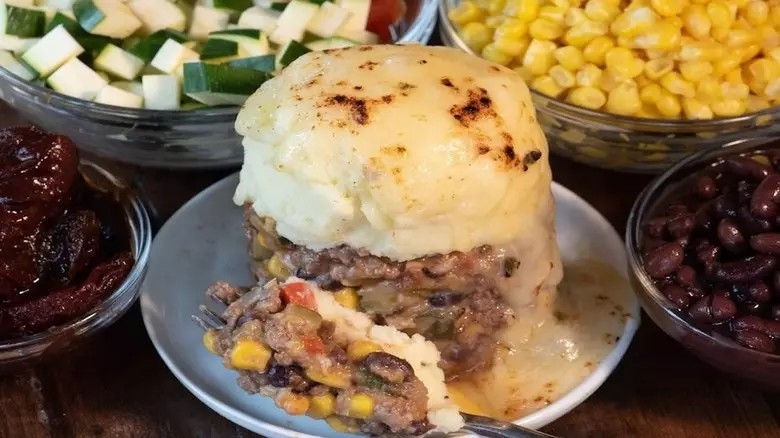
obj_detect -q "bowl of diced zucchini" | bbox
[0,0,437,169]
[438,0,780,174]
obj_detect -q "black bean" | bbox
[725,156,771,181]
[675,265,697,287]
[750,173,780,219]
[689,295,714,323]
[668,214,695,238]
[772,305,780,321]
[644,238,668,253]
[706,255,776,283]
[665,203,690,218]
[712,195,738,219]
[267,365,305,388]
[749,233,780,254]
[742,301,768,315]
[712,294,737,322]
[772,271,780,295]
[646,217,668,238]
[428,291,463,307]
[737,205,773,235]
[763,320,780,338]
[744,281,773,302]
[732,315,766,332]
[362,352,414,384]
[735,329,775,353]
[717,218,747,254]
[695,240,721,264]
[664,284,691,310]
[675,235,690,248]
[696,175,717,199]
[644,243,684,279]
[737,180,756,205]
[687,282,707,298]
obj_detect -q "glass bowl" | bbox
[0,160,152,369]
[437,0,780,174]
[0,0,437,170]
[626,139,780,389]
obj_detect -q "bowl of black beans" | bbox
[626,137,780,389]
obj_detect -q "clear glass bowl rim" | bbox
[0,159,152,353]
[625,138,780,361]
[437,0,780,131]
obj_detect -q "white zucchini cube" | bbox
[150,38,199,76]
[94,43,145,80]
[269,0,317,46]
[74,0,143,39]
[94,84,143,107]
[142,74,180,110]
[20,25,84,76]
[306,1,351,38]
[110,80,143,96]
[36,0,75,9]
[188,5,229,40]
[237,6,279,34]
[47,57,108,99]
[335,0,369,32]
[0,35,39,54]
[0,49,36,80]
[127,0,186,34]
[335,27,378,44]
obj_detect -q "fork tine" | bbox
[191,314,216,331]
[209,293,229,307]
[197,304,227,329]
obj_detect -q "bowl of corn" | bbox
[439,0,780,173]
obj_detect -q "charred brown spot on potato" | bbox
[449,88,497,127]
[418,60,427,64]
[477,145,490,155]
[336,80,347,86]
[354,85,363,90]
[391,167,403,184]
[522,150,543,171]
[381,145,407,156]
[398,82,416,90]
[441,78,454,87]
[359,60,379,70]
[489,65,500,72]
[382,95,393,103]
[358,46,373,51]
[503,145,516,162]
[306,78,319,86]
[325,94,370,125]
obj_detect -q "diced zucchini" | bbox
[275,39,308,69]
[200,38,239,61]
[236,6,278,33]
[72,0,142,39]
[226,54,274,72]
[0,34,38,53]
[94,43,144,80]
[126,0,186,34]
[110,79,143,95]
[21,25,84,76]
[37,0,75,9]
[306,1,350,38]
[47,57,107,99]
[305,36,356,51]
[188,5,229,40]
[268,0,317,46]
[150,38,198,78]
[0,2,46,37]
[335,26,377,44]
[0,49,36,79]
[269,1,286,11]
[128,28,188,63]
[95,69,109,81]
[44,11,79,33]
[182,61,270,105]
[180,101,206,109]
[94,84,143,107]
[335,0,368,32]
[252,0,272,7]
[201,0,251,11]
[210,28,269,56]
[210,28,260,38]
[4,0,33,5]
[142,74,179,109]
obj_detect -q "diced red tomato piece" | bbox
[367,0,407,43]
[281,282,317,311]
[302,335,326,354]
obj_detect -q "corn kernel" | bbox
[529,18,564,40]
[632,20,681,50]
[598,70,627,92]
[660,71,696,97]
[748,58,780,84]
[724,69,743,86]
[650,0,682,16]
[759,26,780,50]
[681,97,714,119]
[347,340,382,361]
[230,339,272,371]
[496,17,528,39]
[746,0,770,25]
[636,103,662,118]
[564,7,588,26]
[582,35,614,66]
[644,57,674,80]
[679,60,713,82]
[482,43,514,66]
[448,1,484,25]
[564,20,608,47]
[682,5,711,39]
[459,22,493,52]
[772,4,780,27]
[495,36,532,57]
[532,74,565,97]
[333,287,359,310]
[203,330,219,355]
[487,0,507,15]
[736,44,763,62]
[605,47,644,78]
[721,82,750,99]
[711,99,746,116]
[745,95,771,112]
[678,41,725,62]
[727,29,759,47]
[305,368,352,388]
[655,90,682,117]
[523,39,557,74]
[712,53,742,77]
[711,26,730,44]
[554,46,585,71]
[640,83,663,103]
[707,0,735,28]
[485,15,506,28]
[513,65,535,81]
[309,393,336,419]
[278,392,310,416]
[606,81,642,115]
[539,5,566,24]
[584,0,620,23]
[566,86,607,109]
[548,65,577,88]
[504,0,539,21]
[611,7,660,37]
[666,15,683,28]
[267,255,289,279]
[766,78,780,98]
[348,394,375,419]
[767,47,780,64]
[696,76,724,101]
[326,417,359,433]
[635,74,652,87]
[576,63,603,86]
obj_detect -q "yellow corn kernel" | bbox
[745,95,771,112]
[582,35,614,66]
[632,20,681,50]
[305,369,352,389]
[644,57,674,80]
[696,76,724,101]
[639,83,663,103]
[513,65,535,81]
[645,48,666,59]
[766,78,780,98]
[678,41,725,62]
[548,65,577,88]
[737,44,763,63]
[636,103,662,118]
[598,70,626,92]
[333,287,359,310]
[611,7,660,37]
[523,39,557,75]
[682,5,711,39]
[539,5,566,24]
[495,17,529,39]
[485,15,506,28]
[495,36,531,57]
[564,7,588,26]
[278,392,310,416]
[759,26,780,51]
[679,60,713,82]
[711,99,746,116]
[655,90,682,117]
[681,97,714,119]
[748,58,780,84]
[481,43,514,66]
[308,393,336,419]
[348,394,375,419]
[724,68,744,85]
[584,0,620,23]
[727,29,759,47]
[267,255,290,280]
[326,417,359,433]
[711,26,730,44]
[487,0,506,15]
[347,340,382,361]
[772,4,780,26]
[504,0,539,21]
[707,1,735,28]
[650,0,682,16]
[448,1,484,25]
[459,22,493,52]
[605,47,644,79]
[731,0,750,7]
[667,15,683,28]
[532,74,565,97]
[529,18,564,40]
[712,53,742,77]
[566,86,607,109]
[563,20,608,47]
[576,63,603,86]
[606,81,642,115]
[721,82,750,100]
[766,47,780,64]
[554,46,585,71]
[660,71,696,97]
[203,330,218,355]
[230,339,272,371]
[635,74,652,87]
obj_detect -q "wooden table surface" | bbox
[1,101,779,438]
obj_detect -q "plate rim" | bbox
[140,172,641,436]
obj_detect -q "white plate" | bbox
[140,173,640,438]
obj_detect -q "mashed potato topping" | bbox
[234,45,553,262]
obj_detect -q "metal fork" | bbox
[192,305,559,438]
